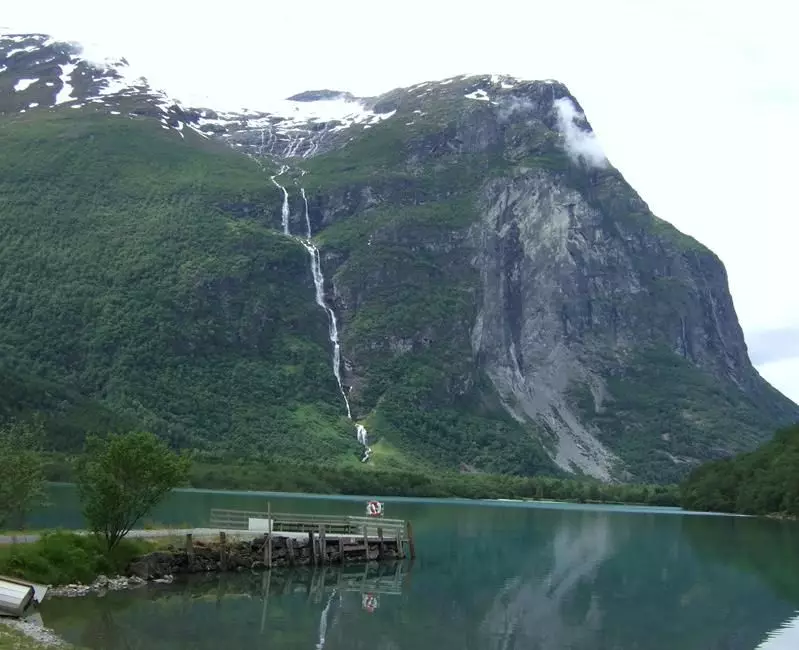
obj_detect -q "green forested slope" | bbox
[680,424,799,515]
[0,108,357,458]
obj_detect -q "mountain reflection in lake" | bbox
[38,494,799,650]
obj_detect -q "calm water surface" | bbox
[34,485,799,650]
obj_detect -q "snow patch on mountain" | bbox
[197,96,395,133]
[54,63,76,105]
[13,78,37,91]
[465,89,490,101]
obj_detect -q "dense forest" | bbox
[44,452,680,506]
[680,423,799,516]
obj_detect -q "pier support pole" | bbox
[319,525,327,565]
[219,531,228,570]
[406,521,416,560]
[260,569,272,634]
[185,533,194,563]
[287,537,296,566]
[265,502,273,569]
[337,536,344,564]
[309,530,317,566]
[377,527,385,561]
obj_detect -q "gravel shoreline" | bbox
[48,573,153,598]
[0,618,69,647]
[0,574,161,648]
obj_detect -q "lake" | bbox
[32,485,799,649]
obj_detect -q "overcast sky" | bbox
[4,0,799,403]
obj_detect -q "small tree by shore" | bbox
[76,431,191,550]
[0,420,47,530]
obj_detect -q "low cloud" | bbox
[747,326,799,365]
[553,97,607,168]
[497,95,538,123]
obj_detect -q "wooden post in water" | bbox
[316,565,327,604]
[337,536,344,564]
[286,537,296,566]
[282,568,295,595]
[309,530,317,566]
[406,521,416,560]
[307,566,318,602]
[377,527,385,561]
[393,559,403,589]
[395,529,403,559]
[264,535,272,569]
[319,524,327,565]
[219,531,228,570]
[259,568,272,635]
[185,533,194,562]
[265,501,273,569]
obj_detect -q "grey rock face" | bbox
[469,161,792,478]
[471,171,620,478]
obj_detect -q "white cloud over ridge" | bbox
[553,97,607,168]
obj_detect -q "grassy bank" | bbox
[0,532,153,586]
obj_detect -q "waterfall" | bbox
[270,170,372,462]
[301,188,312,239]
[356,424,371,462]
[304,240,352,420]
[269,164,290,235]
[301,204,372,462]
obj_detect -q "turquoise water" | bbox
[34,485,799,649]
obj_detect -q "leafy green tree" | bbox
[0,420,47,529]
[77,431,191,549]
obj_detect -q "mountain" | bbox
[1,32,796,483]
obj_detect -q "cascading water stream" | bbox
[305,241,351,419]
[270,173,372,462]
[269,164,290,235]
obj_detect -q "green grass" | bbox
[0,531,154,585]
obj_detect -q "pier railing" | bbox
[209,508,408,539]
[208,505,415,562]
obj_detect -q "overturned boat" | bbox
[0,576,48,618]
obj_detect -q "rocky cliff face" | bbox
[470,166,759,479]
[1,33,796,482]
[294,75,799,481]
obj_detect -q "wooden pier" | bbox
[128,503,415,580]
[206,505,415,568]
